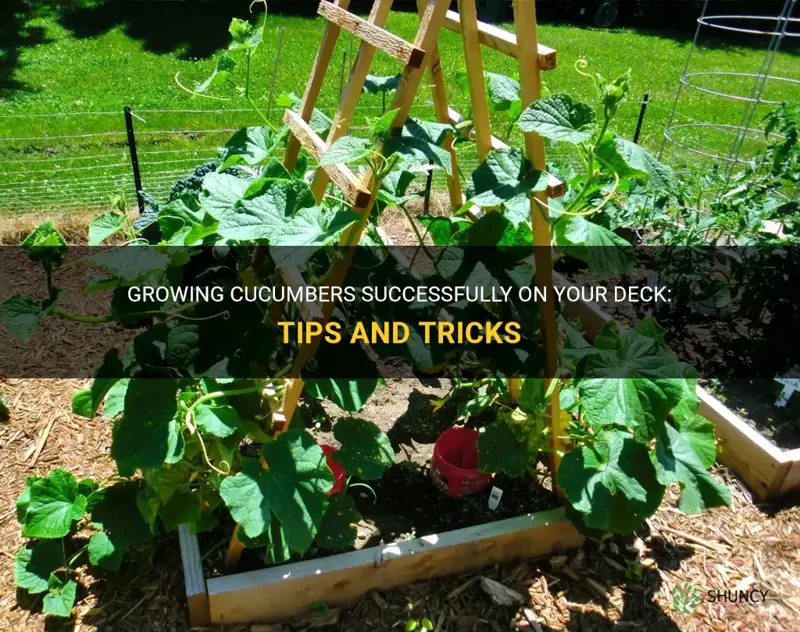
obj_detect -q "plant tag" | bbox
[488,487,503,511]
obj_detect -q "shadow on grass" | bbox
[0,1,50,96]
[56,0,379,60]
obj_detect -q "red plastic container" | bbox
[431,428,493,498]
[320,444,347,496]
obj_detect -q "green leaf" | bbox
[0,393,8,421]
[157,194,206,243]
[111,379,181,470]
[466,147,548,220]
[201,173,248,220]
[595,134,647,179]
[42,575,77,618]
[213,179,297,241]
[558,429,664,533]
[305,378,380,412]
[654,420,730,514]
[554,216,635,276]
[22,470,87,539]
[0,295,42,342]
[370,108,401,139]
[321,136,373,166]
[270,207,361,254]
[88,212,126,246]
[478,412,534,476]
[16,475,41,523]
[363,74,401,94]
[219,429,333,551]
[384,118,453,176]
[87,248,171,282]
[517,94,595,144]
[20,221,68,266]
[102,379,129,419]
[634,317,666,345]
[143,462,192,503]
[196,53,237,93]
[576,326,697,441]
[159,489,203,532]
[195,403,242,438]
[14,541,64,594]
[218,126,276,170]
[315,492,361,550]
[485,72,520,112]
[89,482,152,570]
[71,350,124,419]
[332,418,394,480]
[614,138,674,190]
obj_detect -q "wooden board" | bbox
[283,109,373,210]
[442,10,556,69]
[556,275,800,500]
[318,1,426,68]
[178,524,210,626]
[205,507,582,624]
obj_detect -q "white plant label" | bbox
[488,486,503,511]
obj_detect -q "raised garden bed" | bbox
[559,275,800,501]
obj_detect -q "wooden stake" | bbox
[457,0,492,161]
[513,0,564,491]
[284,0,352,173]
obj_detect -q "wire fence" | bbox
[0,95,674,219]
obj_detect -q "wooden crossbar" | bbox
[284,109,373,210]
[318,1,427,68]
[442,9,557,70]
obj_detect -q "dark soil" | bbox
[559,258,800,450]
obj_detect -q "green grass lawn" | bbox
[1,7,797,216]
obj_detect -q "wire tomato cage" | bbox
[660,0,799,176]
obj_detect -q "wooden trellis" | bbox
[225,0,566,569]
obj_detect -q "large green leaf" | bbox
[554,215,635,276]
[558,429,664,533]
[270,207,360,254]
[614,138,674,190]
[219,429,333,551]
[14,541,64,594]
[315,492,361,550]
[218,126,276,169]
[215,180,296,241]
[0,295,42,342]
[102,379,129,419]
[517,94,595,144]
[466,147,548,221]
[576,325,696,440]
[22,470,87,539]
[88,482,153,571]
[42,575,77,618]
[111,379,181,470]
[321,136,372,166]
[654,420,730,514]
[332,418,394,480]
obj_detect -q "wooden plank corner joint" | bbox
[442,10,556,70]
[283,109,373,210]
[178,524,210,626]
[318,1,427,68]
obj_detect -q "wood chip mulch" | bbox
[0,250,798,630]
